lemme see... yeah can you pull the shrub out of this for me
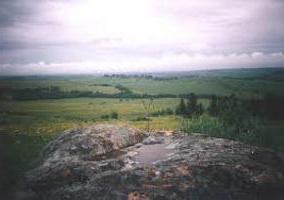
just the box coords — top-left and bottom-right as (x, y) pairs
(181, 114), (262, 146)
(181, 115), (223, 136)
(111, 112), (118, 119)
(101, 115), (109, 120)
(151, 108), (174, 116)
(132, 117), (149, 121)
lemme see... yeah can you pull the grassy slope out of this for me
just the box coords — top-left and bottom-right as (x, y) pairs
(0, 98), (181, 135)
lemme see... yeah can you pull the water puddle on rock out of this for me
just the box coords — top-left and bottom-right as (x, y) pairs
(133, 143), (174, 166)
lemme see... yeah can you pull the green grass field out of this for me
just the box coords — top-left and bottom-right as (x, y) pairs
(2, 68), (284, 98)
(1, 68), (284, 137)
(1, 68), (284, 185)
(0, 98), (183, 135)
(0, 98), (184, 176)
(91, 77), (284, 97)
(0, 79), (121, 94)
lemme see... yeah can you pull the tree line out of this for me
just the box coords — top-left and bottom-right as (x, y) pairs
(176, 93), (284, 120)
(176, 93), (284, 149)
(0, 86), (213, 100)
(1, 86), (283, 121)
(175, 93), (204, 117)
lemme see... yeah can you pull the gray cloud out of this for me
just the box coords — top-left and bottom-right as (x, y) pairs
(0, 0), (284, 74)
(1, 52), (284, 75)
(0, 0), (43, 27)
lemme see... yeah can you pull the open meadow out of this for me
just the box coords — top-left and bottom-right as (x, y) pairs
(0, 98), (183, 135)
(0, 68), (284, 180)
(1, 68), (284, 136)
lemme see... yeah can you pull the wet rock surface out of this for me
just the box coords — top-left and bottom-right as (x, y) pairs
(25, 124), (284, 200)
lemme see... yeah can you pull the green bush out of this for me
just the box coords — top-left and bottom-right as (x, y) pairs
(181, 115), (223, 136)
(151, 108), (174, 116)
(101, 114), (109, 120)
(111, 112), (118, 119)
(132, 116), (150, 121)
(181, 114), (263, 146)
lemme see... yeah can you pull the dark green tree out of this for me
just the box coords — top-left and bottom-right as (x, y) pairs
(208, 95), (219, 116)
(186, 93), (198, 118)
(196, 103), (204, 116)
(176, 98), (186, 115)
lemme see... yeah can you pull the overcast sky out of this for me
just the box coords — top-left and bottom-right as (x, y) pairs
(1, 0), (284, 75)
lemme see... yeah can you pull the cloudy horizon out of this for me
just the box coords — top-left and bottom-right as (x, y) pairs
(1, 0), (284, 75)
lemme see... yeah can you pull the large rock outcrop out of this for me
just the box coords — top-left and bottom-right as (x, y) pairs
(25, 124), (284, 200)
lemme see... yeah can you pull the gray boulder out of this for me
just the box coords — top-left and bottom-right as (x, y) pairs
(25, 124), (284, 200)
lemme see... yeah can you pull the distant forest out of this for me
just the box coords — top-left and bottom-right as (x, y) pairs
(0, 85), (213, 100)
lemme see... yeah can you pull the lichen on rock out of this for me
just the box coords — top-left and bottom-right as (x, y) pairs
(25, 124), (284, 200)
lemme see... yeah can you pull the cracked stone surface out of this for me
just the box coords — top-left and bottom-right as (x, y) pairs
(25, 124), (284, 200)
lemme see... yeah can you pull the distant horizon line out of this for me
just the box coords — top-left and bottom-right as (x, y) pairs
(0, 66), (284, 77)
